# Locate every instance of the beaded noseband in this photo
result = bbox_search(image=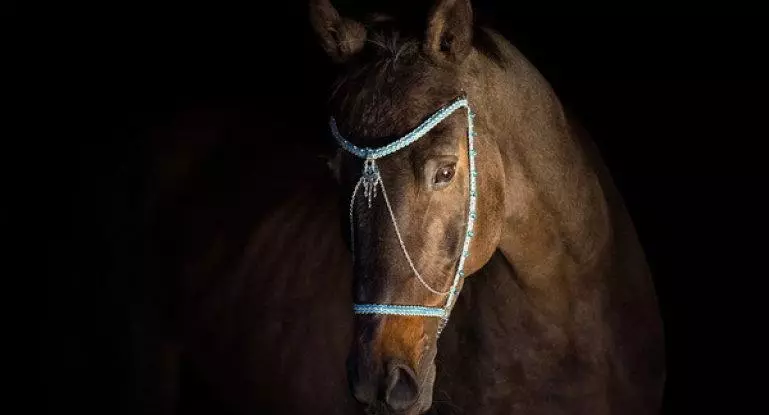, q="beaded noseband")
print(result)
[329,97,477,333]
